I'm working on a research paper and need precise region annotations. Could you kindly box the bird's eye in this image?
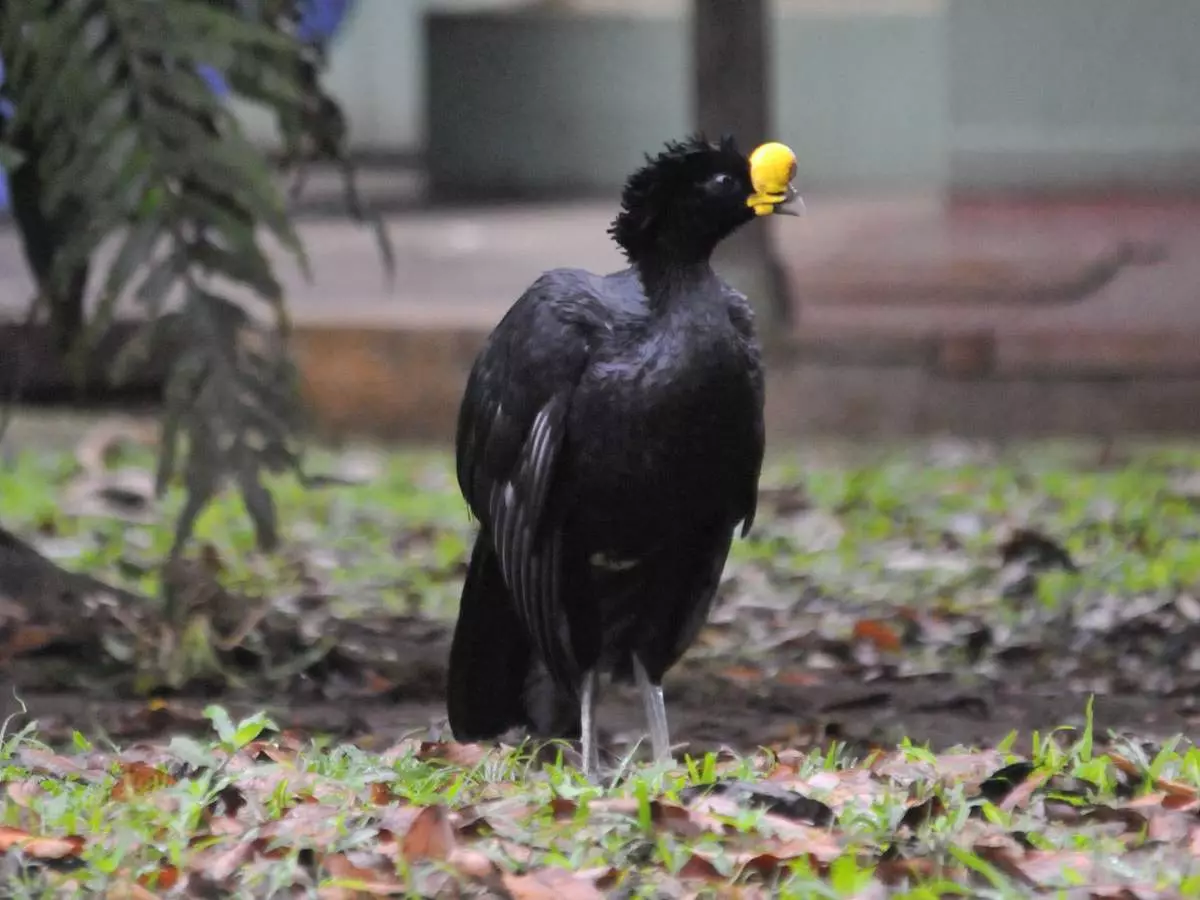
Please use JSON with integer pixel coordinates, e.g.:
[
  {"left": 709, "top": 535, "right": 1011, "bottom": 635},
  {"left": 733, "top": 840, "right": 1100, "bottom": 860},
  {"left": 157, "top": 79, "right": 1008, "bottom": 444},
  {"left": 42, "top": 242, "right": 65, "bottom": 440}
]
[{"left": 709, "top": 173, "right": 734, "bottom": 191}]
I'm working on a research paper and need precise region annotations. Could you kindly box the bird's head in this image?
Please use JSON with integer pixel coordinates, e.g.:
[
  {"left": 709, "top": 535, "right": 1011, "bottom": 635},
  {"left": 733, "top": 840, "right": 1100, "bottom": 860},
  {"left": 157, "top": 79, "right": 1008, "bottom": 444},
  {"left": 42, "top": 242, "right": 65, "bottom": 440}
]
[{"left": 608, "top": 134, "right": 801, "bottom": 266}]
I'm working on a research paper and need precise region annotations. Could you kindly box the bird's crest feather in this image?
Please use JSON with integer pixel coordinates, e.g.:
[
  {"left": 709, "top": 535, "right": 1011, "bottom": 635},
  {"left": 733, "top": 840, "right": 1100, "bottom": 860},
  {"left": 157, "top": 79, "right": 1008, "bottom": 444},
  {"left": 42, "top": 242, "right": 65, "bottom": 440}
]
[{"left": 608, "top": 134, "right": 743, "bottom": 262}]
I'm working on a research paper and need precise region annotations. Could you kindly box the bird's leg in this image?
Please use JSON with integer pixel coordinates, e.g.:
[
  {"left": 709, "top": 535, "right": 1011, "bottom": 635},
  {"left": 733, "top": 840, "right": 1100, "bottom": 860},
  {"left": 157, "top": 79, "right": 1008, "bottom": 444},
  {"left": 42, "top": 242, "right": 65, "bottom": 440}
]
[
  {"left": 632, "top": 655, "right": 671, "bottom": 765},
  {"left": 579, "top": 668, "right": 600, "bottom": 779}
]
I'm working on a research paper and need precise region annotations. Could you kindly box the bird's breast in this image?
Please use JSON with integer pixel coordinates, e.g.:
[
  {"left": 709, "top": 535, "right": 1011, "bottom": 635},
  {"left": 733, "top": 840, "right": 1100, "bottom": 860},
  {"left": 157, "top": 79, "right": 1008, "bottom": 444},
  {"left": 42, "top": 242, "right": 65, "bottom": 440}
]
[{"left": 564, "top": 333, "right": 760, "bottom": 529}]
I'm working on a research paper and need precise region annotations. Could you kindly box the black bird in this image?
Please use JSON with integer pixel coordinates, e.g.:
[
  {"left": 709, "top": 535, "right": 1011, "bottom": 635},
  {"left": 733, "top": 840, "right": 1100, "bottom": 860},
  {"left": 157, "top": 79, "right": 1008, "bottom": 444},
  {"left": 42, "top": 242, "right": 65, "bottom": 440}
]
[{"left": 448, "top": 135, "right": 800, "bottom": 775}]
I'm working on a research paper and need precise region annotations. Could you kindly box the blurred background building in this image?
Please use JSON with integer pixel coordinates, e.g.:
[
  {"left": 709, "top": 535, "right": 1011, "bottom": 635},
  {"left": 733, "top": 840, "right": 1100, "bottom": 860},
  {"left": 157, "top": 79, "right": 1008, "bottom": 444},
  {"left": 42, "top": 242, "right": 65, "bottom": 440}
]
[
  {"left": 228, "top": 0, "right": 1199, "bottom": 197},
  {"left": 4, "top": 0, "right": 1200, "bottom": 439}
]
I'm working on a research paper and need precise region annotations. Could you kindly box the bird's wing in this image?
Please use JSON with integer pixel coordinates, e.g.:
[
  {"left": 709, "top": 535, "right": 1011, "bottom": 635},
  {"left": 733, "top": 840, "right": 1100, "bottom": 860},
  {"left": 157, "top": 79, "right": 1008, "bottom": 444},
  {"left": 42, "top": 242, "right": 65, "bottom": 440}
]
[
  {"left": 455, "top": 275, "right": 609, "bottom": 685},
  {"left": 726, "top": 292, "right": 766, "bottom": 536}
]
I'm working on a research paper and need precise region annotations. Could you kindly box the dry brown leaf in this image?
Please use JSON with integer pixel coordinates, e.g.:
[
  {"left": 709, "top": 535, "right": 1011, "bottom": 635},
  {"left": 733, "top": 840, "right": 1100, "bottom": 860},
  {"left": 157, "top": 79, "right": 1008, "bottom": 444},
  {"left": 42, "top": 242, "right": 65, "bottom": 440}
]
[
  {"left": 17, "top": 747, "right": 100, "bottom": 781},
  {"left": 137, "top": 864, "right": 180, "bottom": 891},
  {"left": 501, "top": 867, "right": 606, "bottom": 900},
  {"left": 998, "top": 769, "right": 1049, "bottom": 812},
  {"left": 1016, "top": 850, "right": 1096, "bottom": 886},
  {"left": 243, "top": 741, "right": 299, "bottom": 765},
  {"left": 719, "top": 665, "right": 763, "bottom": 684},
  {"left": 382, "top": 740, "right": 493, "bottom": 768},
  {"left": 375, "top": 805, "right": 421, "bottom": 837},
  {"left": 971, "top": 838, "right": 1040, "bottom": 889},
  {"left": 417, "top": 741, "right": 492, "bottom": 768},
  {"left": 1108, "top": 752, "right": 1198, "bottom": 802},
  {"left": 0, "top": 826, "right": 85, "bottom": 859},
  {"left": 111, "top": 762, "right": 175, "bottom": 800},
  {"left": 195, "top": 838, "right": 258, "bottom": 883},
  {"left": 401, "top": 805, "right": 456, "bottom": 862},
  {"left": 369, "top": 782, "right": 396, "bottom": 805},
  {"left": 206, "top": 815, "right": 245, "bottom": 837},
  {"left": 447, "top": 848, "right": 499, "bottom": 881},
  {"left": 852, "top": 618, "right": 902, "bottom": 652},
  {"left": 875, "top": 857, "right": 941, "bottom": 886},
  {"left": 104, "top": 882, "right": 161, "bottom": 900},
  {"left": 321, "top": 852, "right": 406, "bottom": 897},
  {"left": 6, "top": 780, "right": 43, "bottom": 808},
  {"left": 752, "top": 819, "right": 843, "bottom": 863},
  {"left": 258, "top": 802, "right": 349, "bottom": 847},
  {"left": 678, "top": 853, "right": 724, "bottom": 882}
]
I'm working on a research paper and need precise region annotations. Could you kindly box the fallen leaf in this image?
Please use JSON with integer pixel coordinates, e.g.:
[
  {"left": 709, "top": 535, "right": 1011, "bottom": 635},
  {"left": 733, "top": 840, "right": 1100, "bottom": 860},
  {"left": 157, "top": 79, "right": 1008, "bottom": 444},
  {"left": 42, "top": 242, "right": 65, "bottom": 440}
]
[
  {"left": 193, "top": 838, "right": 258, "bottom": 884},
  {"left": 719, "top": 665, "right": 763, "bottom": 684},
  {"left": 999, "top": 769, "right": 1050, "bottom": 812},
  {"left": 382, "top": 740, "right": 490, "bottom": 768},
  {"left": 243, "top": 741, "right": 299, "bottom": 765},
  {"left": 447, "top": 848, "right": 498, "bottom": 881},
  {"left": 137, "top": 864, "right": 180, "bottom": 890},
  {"left": 104, "top": 881, "right": 161, "bottom": 900},
  {"left": 0, "top": 826, "right": 85, "bottom": 859},
  {"left": 401, "top": 805, "right": 455, "bottom": 862},
  {"left": 502, "top": 867, "right": 605, "bottom": 900},
  {"left": 17, "top": 748, "right": 99, "bottom": 781},
  {"left": 321, "top": 852, "right": 405, "bottom": 897},
  {"left": 6, "top": 780, "right": 43, "bottom": 807},
  {"left": 852, "top": 618, "right": 902, "bottom": 652},
  {"left": 369, "top": 782, "right": 396, "bottom": 805},
  {"left": 751, "top": 820, "right": 843, "bottom": 863},
  {"left": 1108, "top": 752, "right": 1198, "bottom": 802},
  {"left": 678, "top": 853, "right": 724, "bottom": 881},
  {"left": 111, "top": 762, "right": 175, "bottom": 799}
]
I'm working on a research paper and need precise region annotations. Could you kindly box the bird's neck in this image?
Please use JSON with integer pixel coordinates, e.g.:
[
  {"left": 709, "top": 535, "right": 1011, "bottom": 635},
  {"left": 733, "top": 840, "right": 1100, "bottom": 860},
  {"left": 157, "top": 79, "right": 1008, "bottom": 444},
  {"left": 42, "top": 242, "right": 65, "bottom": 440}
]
[{"left": 636, "top": 258, "right": 716, "bottom": 311}]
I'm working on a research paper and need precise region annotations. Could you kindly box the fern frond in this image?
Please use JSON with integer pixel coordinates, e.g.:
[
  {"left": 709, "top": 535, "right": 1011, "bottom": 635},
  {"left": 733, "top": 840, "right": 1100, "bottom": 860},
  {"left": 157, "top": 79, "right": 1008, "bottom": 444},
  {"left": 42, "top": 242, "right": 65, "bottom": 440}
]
[{"left": 1, "top": 0, "right": 320, "bottom": 551}]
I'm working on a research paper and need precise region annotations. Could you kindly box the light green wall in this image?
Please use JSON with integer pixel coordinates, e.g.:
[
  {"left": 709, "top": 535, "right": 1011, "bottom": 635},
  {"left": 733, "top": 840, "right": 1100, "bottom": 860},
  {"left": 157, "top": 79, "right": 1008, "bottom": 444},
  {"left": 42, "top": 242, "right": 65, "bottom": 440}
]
[
  {"left": 948, "top": 0, "right": 1200, "bottom": 190},
  {"left": 232, "top": 0, "right": 1200, "bottom": 192},
  {"left": 426, "top": 5, "right": 947, "bottom": 193},
  {"left": 238, "top": 0, "right": 516, "bottom": 151}
]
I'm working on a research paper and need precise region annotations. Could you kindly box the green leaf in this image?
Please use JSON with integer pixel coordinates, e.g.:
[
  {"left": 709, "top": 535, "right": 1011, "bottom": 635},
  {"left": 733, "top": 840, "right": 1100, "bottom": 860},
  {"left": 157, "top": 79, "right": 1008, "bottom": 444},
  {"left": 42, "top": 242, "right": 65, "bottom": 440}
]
[
  {"left": 232, "top": 712, "right": 278, "bottom": 749},
  {"left": 203, "top": 705, "right": 236, "bottom": 745},
  {"left": 1, "top": 0, "right": 384, "bottom": 565}
]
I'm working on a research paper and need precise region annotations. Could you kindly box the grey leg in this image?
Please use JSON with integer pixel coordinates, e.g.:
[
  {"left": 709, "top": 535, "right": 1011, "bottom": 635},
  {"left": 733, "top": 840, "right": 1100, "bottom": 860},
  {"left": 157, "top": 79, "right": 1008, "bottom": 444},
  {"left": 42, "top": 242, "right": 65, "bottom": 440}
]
[
  {"left": 579, "top": 669, "right": 600, "bottom": 779},
  {"left": 632, "top": 655, "right": 671, "bottom": 764}
]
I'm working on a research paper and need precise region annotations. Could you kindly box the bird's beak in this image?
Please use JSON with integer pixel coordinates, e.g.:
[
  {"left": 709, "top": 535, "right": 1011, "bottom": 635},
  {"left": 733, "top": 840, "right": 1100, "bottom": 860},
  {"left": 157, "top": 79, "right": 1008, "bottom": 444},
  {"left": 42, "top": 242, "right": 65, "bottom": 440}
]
[
  {"left": 747, "top": 183, "right": 804, "bottom": 217},
  {"left": 773, "top": 184, "right": 805, "bottom": 217},
  {"left": 746, "top": 141, "right": 802, "bottom": 217}
]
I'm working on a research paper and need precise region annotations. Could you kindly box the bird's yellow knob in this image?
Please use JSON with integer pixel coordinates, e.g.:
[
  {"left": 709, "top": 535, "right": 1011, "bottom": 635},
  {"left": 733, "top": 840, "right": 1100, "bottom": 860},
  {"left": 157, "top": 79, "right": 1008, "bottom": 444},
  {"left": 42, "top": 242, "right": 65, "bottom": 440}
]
[{"left": 747, "top": 142, "right": 798, "bottom": 216}]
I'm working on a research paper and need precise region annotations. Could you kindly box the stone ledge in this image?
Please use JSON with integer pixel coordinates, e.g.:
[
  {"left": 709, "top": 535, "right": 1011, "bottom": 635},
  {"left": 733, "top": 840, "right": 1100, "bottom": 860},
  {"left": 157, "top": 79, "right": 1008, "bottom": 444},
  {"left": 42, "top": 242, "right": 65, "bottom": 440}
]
[
  {"left": 994, "top": 331, "right": 1200, "bottom": 378},
  {"left": 8, "top": 317, "right": 1200, "bottom": 440}
]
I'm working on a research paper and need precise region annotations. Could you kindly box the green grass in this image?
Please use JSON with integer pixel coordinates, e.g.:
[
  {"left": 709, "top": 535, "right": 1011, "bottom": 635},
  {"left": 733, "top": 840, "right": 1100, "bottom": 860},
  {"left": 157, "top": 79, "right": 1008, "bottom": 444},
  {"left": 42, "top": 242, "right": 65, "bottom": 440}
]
[
  {"left": 6, "top": 427, "right": 1200, "bottom": 693},
  {"left": 7, "top": 430, "right": 1200, "bottom": 624},
  {"left": 0, "top": 439, "right": 472, "bottom": 619}
]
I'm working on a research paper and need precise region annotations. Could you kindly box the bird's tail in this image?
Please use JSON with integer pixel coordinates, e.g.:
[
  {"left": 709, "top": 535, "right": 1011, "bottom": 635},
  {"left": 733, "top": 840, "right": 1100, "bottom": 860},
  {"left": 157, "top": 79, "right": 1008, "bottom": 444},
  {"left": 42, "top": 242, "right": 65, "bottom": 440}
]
[{"left": 447, "top": 531, "right": 579, "bottom": 741}]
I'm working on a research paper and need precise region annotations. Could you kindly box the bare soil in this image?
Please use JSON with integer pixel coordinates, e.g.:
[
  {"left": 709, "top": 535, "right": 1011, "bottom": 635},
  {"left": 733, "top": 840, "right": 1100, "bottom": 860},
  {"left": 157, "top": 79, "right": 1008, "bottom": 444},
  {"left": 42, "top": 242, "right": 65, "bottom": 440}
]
[{"left": 3, "top": 617, "right": 1191, "bottom": 761}]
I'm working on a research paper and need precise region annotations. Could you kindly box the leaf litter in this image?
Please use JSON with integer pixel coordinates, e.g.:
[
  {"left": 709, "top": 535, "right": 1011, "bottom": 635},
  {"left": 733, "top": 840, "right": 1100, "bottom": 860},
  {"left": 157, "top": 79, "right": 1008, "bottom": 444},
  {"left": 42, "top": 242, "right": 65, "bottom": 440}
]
[{"left": 2, "top": 706, "right": 1200, "bottom": 896}]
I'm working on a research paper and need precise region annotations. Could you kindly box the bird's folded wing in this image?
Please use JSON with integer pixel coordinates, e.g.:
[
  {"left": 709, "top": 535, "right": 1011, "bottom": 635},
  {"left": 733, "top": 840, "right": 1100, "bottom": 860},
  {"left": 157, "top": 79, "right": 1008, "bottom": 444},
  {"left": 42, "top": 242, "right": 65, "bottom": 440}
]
[{"left": 455, "top": 284, "right": 607, "bottom": 685}]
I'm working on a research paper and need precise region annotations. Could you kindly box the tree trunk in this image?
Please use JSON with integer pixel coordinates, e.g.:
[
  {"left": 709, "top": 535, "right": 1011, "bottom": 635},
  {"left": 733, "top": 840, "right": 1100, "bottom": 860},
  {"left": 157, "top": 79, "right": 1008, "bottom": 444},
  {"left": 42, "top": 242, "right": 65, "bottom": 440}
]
[{"left": 693, "top": 0, "right": 792, "bottom": 330}]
